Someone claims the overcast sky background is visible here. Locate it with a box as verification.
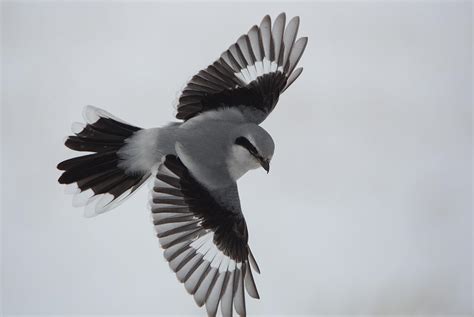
[2,1,472,315]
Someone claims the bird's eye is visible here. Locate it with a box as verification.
[235,137,259,157]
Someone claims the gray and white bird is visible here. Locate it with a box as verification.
[58,13,307,317]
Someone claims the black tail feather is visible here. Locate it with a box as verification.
[76,169,123,191]
[58,106,150,216]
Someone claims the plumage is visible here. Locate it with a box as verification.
[169,247,194,272]
[185,260,210,294]
[244,262,259,299]
[164,240,191,261]
[247,248,260,274]
[153,197,187,206]
[159,228,205,249]
[178,253,204,283]
[194,267,218,307]
[272,13,286,64]
[153,186,183,197]
[282,16,300,70]
[259,16,272,60]
[151,206,190,214]
[65,137,121,153]
[175,12,307,124]
[288,37,308,75]
[233,267,246,316]
[248,25,263,62]
[220,269,235,317]
[283,67,304,92]
[58,12,307,317]
[154,214,195,226]
[156,173,181,188]
[206,272,227,316]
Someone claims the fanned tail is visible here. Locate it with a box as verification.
[57,106,151,217]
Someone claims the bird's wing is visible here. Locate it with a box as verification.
[152,155,260,317]
[176,13,307,124]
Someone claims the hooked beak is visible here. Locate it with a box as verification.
[260,159,270,173]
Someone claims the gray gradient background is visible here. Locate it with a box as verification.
[1,1,472,315]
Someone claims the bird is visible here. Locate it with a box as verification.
[57,12,307,317]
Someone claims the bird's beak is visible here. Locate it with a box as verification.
[260,159,270,173]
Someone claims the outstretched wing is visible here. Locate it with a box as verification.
[176,13,307,124]
[151,155,260,317]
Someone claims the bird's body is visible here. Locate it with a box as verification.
[58,13,307,317]
[119,108,271,189]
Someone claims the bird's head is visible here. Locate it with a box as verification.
[227,125,274,180]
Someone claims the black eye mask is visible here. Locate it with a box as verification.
[235,136,261,159]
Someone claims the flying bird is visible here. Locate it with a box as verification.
[58,12,307,317]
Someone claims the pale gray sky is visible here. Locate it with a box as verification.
[2,1,472,315]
